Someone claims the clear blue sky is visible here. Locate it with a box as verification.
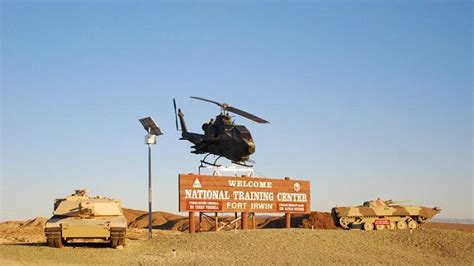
[1,1,472,221]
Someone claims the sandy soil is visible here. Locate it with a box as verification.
[1,228,473,265]
[1,210,473,264]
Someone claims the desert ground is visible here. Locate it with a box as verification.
[1,209,473,265]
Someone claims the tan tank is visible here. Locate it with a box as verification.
[332,198,441,231]
[44,189,127,248]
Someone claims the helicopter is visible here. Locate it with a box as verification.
[173,97,269,166]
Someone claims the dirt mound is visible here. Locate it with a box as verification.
[122,208,148,225]
[22,217,48,228]
[301,212,337,229]
[0,217,47,244]
[128,211,185,229]
[261,212,336,229]
[0,217,48,229]
[122,208,337,231]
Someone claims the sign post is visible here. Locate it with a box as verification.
[284,177,291,228]
[241,212,248,230]
[189,212,196,234]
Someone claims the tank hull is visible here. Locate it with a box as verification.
[45,216,127,239]
[332,204,441,230]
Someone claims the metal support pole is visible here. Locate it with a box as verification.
[139,119,161,240]
[148,144,152,240]
[284,177,291,229]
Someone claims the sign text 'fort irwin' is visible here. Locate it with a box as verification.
[179,174,311,213]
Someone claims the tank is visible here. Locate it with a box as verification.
[332,198,441,231]
[44,189,127,248]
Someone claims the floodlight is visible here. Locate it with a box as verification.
[145,134,157,145]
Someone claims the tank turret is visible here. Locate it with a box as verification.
[362,198,410,207]
[332,198,441,231]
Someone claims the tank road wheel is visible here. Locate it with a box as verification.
[389,222,396,230]
[339,217,350,229]
[363,222,374,231]
[375,224,385,230]
[417,217,426,224]
[397,221,407,230]
[408,220,418,230]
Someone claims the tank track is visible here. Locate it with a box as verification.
[45,228,64,248]
[110,228,126,248]
[334,214,427,231]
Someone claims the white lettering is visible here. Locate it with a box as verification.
[233,191,274,201]
[226,202,247,209]
[184,189,230,200]
[277,193,307,202]
[227,180,273,188]
[250,203,273,210]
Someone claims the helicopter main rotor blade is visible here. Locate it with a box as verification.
[173,98,179,131]
[226,106,270,124]
[190,96,224,108]
[190,96,269,123]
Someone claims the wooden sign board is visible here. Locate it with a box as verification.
[179,174,310,213]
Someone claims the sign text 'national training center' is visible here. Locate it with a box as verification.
[179,174,311,213]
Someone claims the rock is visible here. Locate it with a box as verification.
[115,245,124,250]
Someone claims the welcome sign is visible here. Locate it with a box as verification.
[179,174,311,213]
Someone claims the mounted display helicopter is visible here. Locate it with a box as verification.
[173,97,269,167]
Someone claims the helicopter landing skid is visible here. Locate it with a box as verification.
[198,155,222,174]
[198,161,254,177]
[200,154,222,167]
[231,161,254,168]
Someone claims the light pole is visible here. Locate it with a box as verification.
[139,117,163,240]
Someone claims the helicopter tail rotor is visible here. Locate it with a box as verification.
[173,98,179,131]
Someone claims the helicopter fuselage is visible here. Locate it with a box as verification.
[178,112,255,162]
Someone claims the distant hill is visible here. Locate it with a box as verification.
[432,217,474,224]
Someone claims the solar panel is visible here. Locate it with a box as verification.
[139,117,163,136]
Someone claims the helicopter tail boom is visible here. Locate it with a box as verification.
[174,98,205,145]
[177,109,188,133]
[177,108,205,145]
